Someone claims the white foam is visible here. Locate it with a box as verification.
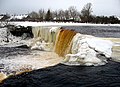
[0,50,63,75]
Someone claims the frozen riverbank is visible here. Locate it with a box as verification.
[9,21,120,27]
[102,38,120,62]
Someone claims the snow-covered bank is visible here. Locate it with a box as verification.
[0,27,32,47]
[9,21,120,27]
[101,38,120,62]
[0,28,21,46]
[0,26,35,48]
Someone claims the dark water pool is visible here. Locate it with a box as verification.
[0,47,30,59]
[1,61,120,87]
[0,47,30,73]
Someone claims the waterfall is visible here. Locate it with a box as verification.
[31,26,60,51]
[54,29,76,57]
[31,26,113,66]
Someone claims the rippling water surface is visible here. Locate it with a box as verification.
[1,62,120,87]
[0,47,31,74]
[63,26,120,38]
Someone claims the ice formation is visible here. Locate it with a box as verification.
[30,26,60,51]
[0,26,113,66]
[62,33,113,66]
[0,28,21,46]
[31,27,113,66]
[0,27,33,47]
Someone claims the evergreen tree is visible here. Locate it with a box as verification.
[45,9,53,21]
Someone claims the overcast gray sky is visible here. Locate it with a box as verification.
[0,0,120,16]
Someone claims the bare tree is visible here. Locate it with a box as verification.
[80,3,93,22]
[64,10,70,20]
[58,9,65,20]
[52,10,59,20]
[68,6,78,21]
[38,9,45,21]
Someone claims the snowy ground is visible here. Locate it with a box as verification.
[8,21,120,27]
[0,27,32,47]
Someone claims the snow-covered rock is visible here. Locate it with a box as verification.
[0,28,31,47]
[30,40,46,50]
[86,38,113,58]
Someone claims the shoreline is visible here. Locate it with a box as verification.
[1,21,120,27]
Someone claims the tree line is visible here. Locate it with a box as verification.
[1,3,120,24]
[28,3,120,24]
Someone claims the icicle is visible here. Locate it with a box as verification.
[31,26,61,51]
